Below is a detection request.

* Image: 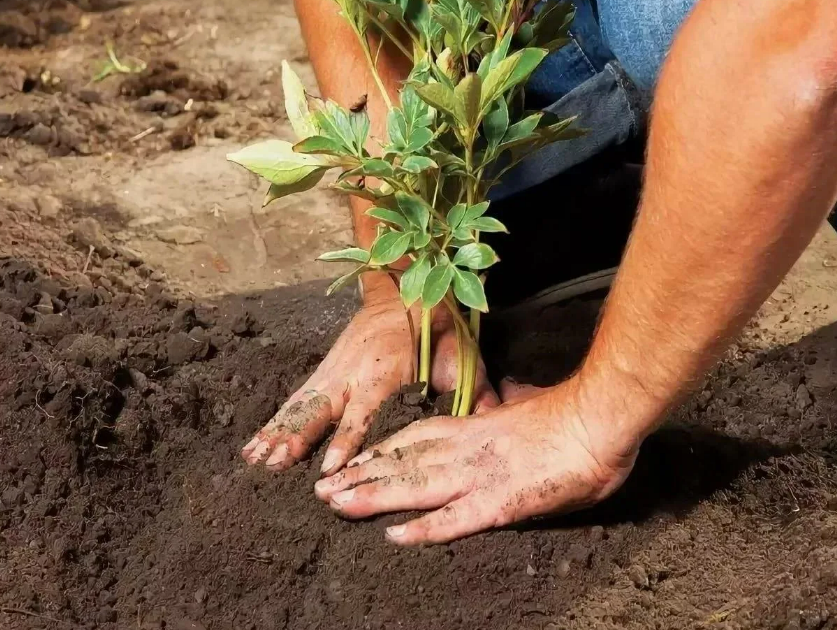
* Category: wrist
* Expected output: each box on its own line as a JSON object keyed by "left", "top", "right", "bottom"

{"left": 360, "top": 271, "right": 454, "bottom": 328}
{"left": 572, "top": 350, "right": 671, "bottom": 452}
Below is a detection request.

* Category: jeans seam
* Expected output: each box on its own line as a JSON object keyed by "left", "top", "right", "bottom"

{"left": 605, "top": 62, "right": 640, "bottom": 136}
{"left": 568, "top": 31, "right": 598, "bottom": 78}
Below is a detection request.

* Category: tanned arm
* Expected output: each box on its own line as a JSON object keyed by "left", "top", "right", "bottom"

{"left": 582, "top": 0, "right": 837, "bottom": 446}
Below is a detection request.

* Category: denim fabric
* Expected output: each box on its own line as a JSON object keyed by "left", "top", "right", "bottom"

{"left": 598, "top": 0, "right": 697, "bottom": 93}
{"left": 495, "top": 0, "right": 697, "bottom": 201}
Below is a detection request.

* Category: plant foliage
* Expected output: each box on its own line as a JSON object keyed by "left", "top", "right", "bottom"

{"left": 227, "top": 0, "right": 580, "bottom": 414}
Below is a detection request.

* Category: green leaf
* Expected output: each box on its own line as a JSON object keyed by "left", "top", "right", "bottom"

{"left": 447, "top": 203, "right": 467, "bottom": 230}
{"left": 361, "top": 158, "right": 394, "bottom": 177}
{"left": 453, "top": 268, "right": 487, "bottom": 312}
{"left": 400, "top": 253, "right": 432, "bottom": 307}
{"left": 369, "top": 230, "right": 412, "bottom": 265}
{"left": 366, "top": 207, "right": 409, "bottom": 229}
{"left": 396, "top": 192, "right": 430, "bottom": 232}
{"left": 387, "top": 109, "right": 408, "bottom": 150}
{"left": 227, "top": 140, "right": 330, "bottom": 198}
{"left": 334, "top": 0, "right": 369, "bottom": 34}
{"left": 405, "top": 127, "right": 434, "bottom": 153}
{"left": 386, "top": 88, "right": 435, "bottom": 156}
{"left": 350, "top": 110, "right": 370, "bottom": 152}
{"left": 365, "top": 0, "right": 405, "bottom": 19}
{"left": 467, "top": 216, "right": 508, "bottom": 232}
{"left": 415, "top": 82, "right": 457, "bottom": 119}
{"left": 430, "top": 150, "right": 467, "bottom": 169}
{"left": 281, "top": 61, "right": 318, "bottom": 139}
{"left": 483, "top": 97, "right": 508, "bottom": 151}
{"left": 541, "top": 116, "right": 583, "bottom": 141}
{"left": 314, "top": 101, "right": 367, "bottom": 155}
{"left": 477, "top": 27, "right": 513, "bottom": 80}
{"left": 317, "top": 247, "right": 370, "bottom": 263}
{"left": 331, "top": 180, "right": 394, "bottom": 202}
{"left": 497, "top": 113, "right": 543, "bottom": 150}
{"left": 454, "top": 72, "right": 482, "bottom": 129}
{"left": 465, "top": 0, "right": 502, "bottom": 30}
{"left": 421, "top": 260, "right": 454, "bottom": 308}
{"left": 464, "top": 201, "right": 490, "bottom": 221}
{"left": 400, "top": 155, "right": 438, "bottom": 174}
{"left": 431, "top": 0, "right": 482, "bottom": 55}
{"left": 413, "top": 231, "right": 432, "bottom": 249}
{"left": 326, "top": 265, "right": 366, "bottom": 296}
{"left": 293, "top": 135, "right": 350, "bottom": 157}
{"left": 533, "top": 1, "right": 575, "bottom": 50}
{"left": 480, "top": 48, "right": 548, "bottom": 112}
{"left": 453, "top": 242, "right": 498, "bottom": 269}
{"left": 402, "top": 86, "right": 435, "bottom": 128}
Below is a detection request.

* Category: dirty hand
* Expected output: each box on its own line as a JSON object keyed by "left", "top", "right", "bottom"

{"left": 313, "top": 376, "right": 640, "bottom": 545}
{"left": 241, "top": 296, "right": 499, "bottom": 476}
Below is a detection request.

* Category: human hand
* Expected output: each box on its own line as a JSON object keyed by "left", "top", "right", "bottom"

{"left": 241, "top": 295, "right": 498, "bottom": 476}
{"left": 313, "top": 376, "right": 641, "bottom": 544}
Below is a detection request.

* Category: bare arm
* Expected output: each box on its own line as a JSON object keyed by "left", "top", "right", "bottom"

{"left": 580, "top": 0, "right": 837, "bottom": 446}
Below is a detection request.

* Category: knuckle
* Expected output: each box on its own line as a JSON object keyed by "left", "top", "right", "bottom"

{"left": 439, "top": 504, "right": 458, "bottom": 525}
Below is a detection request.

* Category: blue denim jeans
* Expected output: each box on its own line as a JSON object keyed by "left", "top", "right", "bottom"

{"left": 492, "top": 0, "right": 698, "bottom": 200}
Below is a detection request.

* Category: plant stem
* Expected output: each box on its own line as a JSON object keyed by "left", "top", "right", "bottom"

{"left": 357, "top": 29, "right": 394, "bottom": 110}
{"left": 451, "top": 316, "right": 465, "bottom": 413}
{"left": 454, "top": 153, "right": 483, "bottom": 416}
{"left": 419, "top": 308, "right": 432, "bottom": 396}
{"left": 367, "top": 13, "right": 415, "bottom": 61}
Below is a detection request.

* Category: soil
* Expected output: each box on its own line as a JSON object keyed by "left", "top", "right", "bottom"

{"left": 2, "top": 1, "right": 837, "bottom": 630}
{"left": 2, "top": 244, "right": 837, "bottom": 630}
{"left": 1, "top": 0, "right": 353, "bottom": 298}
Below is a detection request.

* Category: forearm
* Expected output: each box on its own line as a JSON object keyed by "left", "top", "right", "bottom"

{"left": 578, "top": 0, "right": 837, "bottom": 443}
{"left": 294, "top": 0, "right": 411, "bottom": 302}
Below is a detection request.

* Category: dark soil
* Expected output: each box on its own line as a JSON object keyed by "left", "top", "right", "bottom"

{"left": 2, "top": 257, "right": 837, "bottom": 630}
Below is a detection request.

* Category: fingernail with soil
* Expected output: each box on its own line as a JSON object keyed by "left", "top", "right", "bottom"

{"left": 247, "top": 440, "right": 271, "bottom": 464}
{"left": 386, "top": 524, "right": 406, "bottom": 538}
{"left": 314, "top": 478, "right": 332, "bottom": 498}
{"left": 320, "top": 449, "right": 342, "bottom": 475}
{"left": 330, "top": 488, "right": 354, "bottom": 507}
{"left": 265, "top": 444, "right": 289, "bottom": 469}
{"left": 242, "top": 436, "right": 260, "bottom": 455}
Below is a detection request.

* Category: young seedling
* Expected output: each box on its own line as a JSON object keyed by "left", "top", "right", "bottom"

{"left": 92, "top": 41, "right": 147, "bottom": 83}
{"left": 227, "top": 0, "right": 580, "bottom": 415}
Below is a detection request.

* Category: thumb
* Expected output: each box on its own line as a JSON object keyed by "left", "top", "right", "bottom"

{"left": 499, "top": 378, "right": 548, "bottom": 404}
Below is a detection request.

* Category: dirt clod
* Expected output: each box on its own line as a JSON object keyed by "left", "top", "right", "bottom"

{"left": 72, "top": 217, "right": 114, "bottom": 258}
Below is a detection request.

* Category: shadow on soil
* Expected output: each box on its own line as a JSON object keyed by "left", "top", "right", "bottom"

{"left": 483, "top": 291, "right": 837, "bottom": 533}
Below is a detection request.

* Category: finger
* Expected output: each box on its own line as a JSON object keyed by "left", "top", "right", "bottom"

{"left": 498, "top": 378, "right": 547, "bottom": 404}
{"left": 241, "top": 385, "right": 312, "bottom": 460}
{"left": 329, "top": 464, "right": 471, "bottom": 519}
{"left": 346, "top": 415, "right": 463, "bottom": 467}
{"left": 320, "top": 387, "right": 387, "bottom": 476}
{"left": 242, "top": 387, "right": 344, "bottom": 471}
{"left": 385, "top": 490, "right": 502, "bottom": 546}
{"left": 314, "top": 438, "right": 454, "bottom": 501}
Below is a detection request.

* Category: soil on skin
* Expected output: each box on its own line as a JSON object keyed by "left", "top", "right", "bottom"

{"left": 1, "top": 256, "right": 837, "bottom": 630}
